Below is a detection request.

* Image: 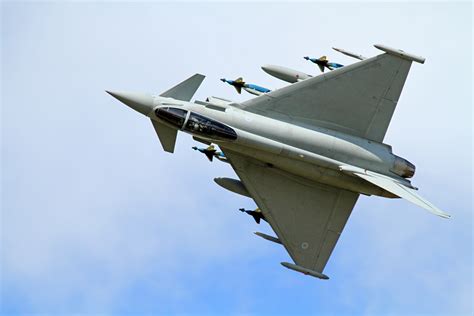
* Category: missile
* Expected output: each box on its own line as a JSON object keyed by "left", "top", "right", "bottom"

{"left": 221, "top": 77, "right": 244, "bottom": 94}
{"left": 304, "top": 56, "right": 344, "bottom": 73}
{"left": 192, "top": 145, "right": 227, "bottom": 162}
{"left": 214, "top": 177, "right": 251, "bottom": 198}
{"left": 239, "top": 208, "right": 265, "bottom": 224}
{"left": 261, "top": 65, "right": 311, "bottom": 83}
{"left": 220, "top": 77, "right": 271, "bottom": 96}
{"left": 332, "top": 47, "right": 367, "bottom": 60}
{"left": 192, "top": 145, "right": 215, "bottom": 161}
{"left": 254, "top": 232, "right": 281, "bottom": 245}
{"left": 281, "top": 262, "right": 329, "bottom": 280}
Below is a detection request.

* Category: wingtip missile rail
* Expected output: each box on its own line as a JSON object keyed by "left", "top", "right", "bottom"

{"left": 281, "top": 262, "right": 329, "bottom": 280}
{"left": 374, "top": 44, "right": 426, "bottom": 64}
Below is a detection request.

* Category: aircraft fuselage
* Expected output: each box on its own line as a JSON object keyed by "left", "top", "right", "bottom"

{"left": 152, "top": 96, "right": 414, "bottom": 198}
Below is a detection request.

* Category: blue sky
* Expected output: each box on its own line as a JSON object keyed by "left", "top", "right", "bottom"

{"left": 1, "top": 2, "right": 472, "bottom": 315}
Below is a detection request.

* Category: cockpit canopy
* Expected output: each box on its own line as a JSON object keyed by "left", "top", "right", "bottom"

{"left": 155, "top": 107, "right": 187, "bottom": 128}
{"left": 155, "top": 107, "right": 237, "bottom": 141}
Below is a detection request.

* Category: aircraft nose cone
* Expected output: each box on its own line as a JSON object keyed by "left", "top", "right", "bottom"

{"left": 106, "top": 91, "right": 154, "bottom": 116}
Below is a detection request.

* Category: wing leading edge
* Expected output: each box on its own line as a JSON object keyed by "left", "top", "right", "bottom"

{"left": 222, "top": 149, "right": 359, "bottom": 277}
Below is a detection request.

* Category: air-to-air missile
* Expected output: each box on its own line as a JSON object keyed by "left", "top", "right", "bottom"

{"left": 304, "top": 56, "right": 344, "bottom": 73}
{"left": 239, "top": 208, "right": 266, "bottom": 224}
{"left": 332, "top": 47, "right": 367, "bottom": 60}
{"left": 254, "top": 232, "right": 281, "bottom": 245}
{"left": 192, "top": 145, "right": 227, "bottom": 162}
{"left": 220, "top": 77, "right": 271, "bottom": 96}
{"left": 261, "top": 65, "right": 312, "bottom": 83}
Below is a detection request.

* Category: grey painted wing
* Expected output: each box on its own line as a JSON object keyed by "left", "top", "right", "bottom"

{"left": 241, "top": 53, "right": 413, "bottom": 142}
{"left": 223, "top": 149, "right": 359, "bottom": 273}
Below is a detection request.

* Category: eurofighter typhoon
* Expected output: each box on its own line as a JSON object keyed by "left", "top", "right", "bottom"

{"left": 107, "top": 44, "right": 450, "bottom": 280}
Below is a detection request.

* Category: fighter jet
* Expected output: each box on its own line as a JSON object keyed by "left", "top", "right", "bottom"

{"left": 107, "top": 44, "right": 450, "bottom": 280}
{"left": 304, "top": 55, "right": 344, "bottom": 72}
{"left": 220, "top": 77, "right": 271, "bottom": 96}
{"left": 192, "top": 144, "right": 227, "bottom": 162}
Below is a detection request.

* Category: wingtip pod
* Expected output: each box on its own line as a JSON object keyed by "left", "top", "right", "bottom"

{"left": 374, "top": 44, "right": 426, "bottom": 64}
{"left": 281, "top": 262, "right": 329, "bottom": 280}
